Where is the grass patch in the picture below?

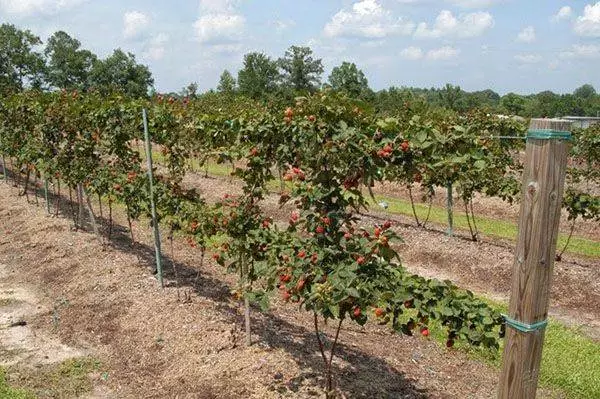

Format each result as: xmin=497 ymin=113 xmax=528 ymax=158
xmin=421 ymin=298 xmax=600 ymax=399
xmin=372 ymin=194 xmax=598 ymax=259
xmin=6 ymin=357 xmax=101 ymax=398
xmin=0 ymin=368 xmax=35 ymax=399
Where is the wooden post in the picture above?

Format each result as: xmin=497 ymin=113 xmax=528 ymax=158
xmin=142 ymin=108 xmax=164 ymax=288
xmin=498 ymin=119 xmax=572 ymax=399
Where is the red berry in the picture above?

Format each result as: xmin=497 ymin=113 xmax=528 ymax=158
xmin=401 ymin=140 xmax=410 ymax=152
xmin=281 ymin=291 xmax=291 ymax=302
xmin=374 ymin=227 xmax=382 ymax=238
xmin=374 ymin=308 xmax=385 ymax=317
xmin=262 ymin=219 xmax=270 ymax=228
xmin=311 ymin=253 xmax=318 ymax=264
xmin=356 ymin=256 xmax=366 ymax=265
xmin=321 ymin=217 xmax=331 ymax=226
xmin=280 ymin=274 xmax=292 ymax=283
xmin=383 ymin=220 xmax=392 ymax=229
xmin=383 ymin=144 xmax=393 ymax=153
xmin=353 ymin=307 xmax=362 ymax=318
xmin=308 ymin=115 xmax=316 ymax=122
xmin=212 ymin=253 xmax=220 ymax=261
xmin=316 ymin=226 xmax=325 ymax=234
xmin=284 ymin=107 xmax=293 ymax=118
xmin=421 ymin=328 xmax=430 ymax=337
xmin=249 ymin=147 xmax=259 ymax=157
xmin=298 ymin=250 xmax=306 ymax=259
xmin=344 ymin=232 xmax=352 ymax=239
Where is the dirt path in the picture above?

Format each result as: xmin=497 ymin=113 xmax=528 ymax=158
xmin=183 ymin=173 xmax=600 ymax=340
xmin=0 ymin=181 xmax=568 ymax=398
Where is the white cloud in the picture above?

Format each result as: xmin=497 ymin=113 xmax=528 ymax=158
xmin=0 ymin=0 xmax=86 ymax=16
xmin=574 ymin=2 xmax=600 ymax=37
xmin=194 ymin=0 xmax=245 ymax=44
xmin=324 ymin=0 xmax=414 ymax=39
xmin=123 ymin=11 xmax=150 ymax=39
xmin=199 ymin=0 xmax=239 ymax=13
xmin=194 ymin=14 xmax=245 ymax=43
xmin=446 ymin=0 xmax=502 ymax=7
xmin=514 ymin=54 xmax=543 ymax=64
xmin=551 ymin=6 xmax=572 ymax=22
xmin=560 ymin=44 xmax=600 ymax=59
xmin=400 ymin=46 xmax=424 ymax=60
xmin=143 ymin=33 xmax=169 ymax=61
xmin=426 ymin=46 xmax=460 ymax=60
xmin=516 ymin=26 xmax=535 ymax=43
xmin=414 ymin=10 xmax=494 ymax=39
xmin=274 ymin=19 xmax=296 ymax=32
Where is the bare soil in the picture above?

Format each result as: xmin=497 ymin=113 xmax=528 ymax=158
xmin=0 ymin=180 xmax=572 ymax=398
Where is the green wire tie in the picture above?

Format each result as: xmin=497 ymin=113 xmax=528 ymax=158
xmin=527 ymin=129 xmax=572 ymax=141
xmin=502 ymin=314 xmax=548 ymax=333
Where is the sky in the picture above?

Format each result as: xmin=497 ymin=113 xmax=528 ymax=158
xmin=1 ymin=0 xmax=599 ymax=95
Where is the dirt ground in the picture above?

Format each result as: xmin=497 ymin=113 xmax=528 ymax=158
xmin=0 ymin=177 xmax=582 ymax=398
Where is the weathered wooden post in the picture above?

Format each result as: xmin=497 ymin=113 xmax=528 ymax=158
xmin=498 ymin=119 xmax=572 ymax=398
xmin=142 ymin=108 xmax=164 ymax=288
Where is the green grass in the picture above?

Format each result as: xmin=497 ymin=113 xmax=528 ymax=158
xmin=1 ymin=357 xmax=101 ymax=399
xmin=421 ymin=298 xmax=600 ymax=399
xmin=0 ymin=368 xmax=35 ymax=399
xmin=370 ymin=193 xmax=599 ymax=259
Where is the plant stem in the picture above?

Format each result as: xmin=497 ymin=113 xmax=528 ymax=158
xmin=326 ymin=319 xmax=343 ymax=396
xmin=556 ymin=219 xmax=577 ymax=261
xmin=408 ymin=185 xmax=421 ymax=226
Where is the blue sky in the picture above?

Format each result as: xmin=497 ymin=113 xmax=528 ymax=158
xmin=1 ymin=0 xmax=599 ymax=95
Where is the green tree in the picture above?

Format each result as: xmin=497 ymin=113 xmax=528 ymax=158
xmin=0 ymin=24 xmax=46 ymax=92
xmin=438 ymin=83 xmax=465 ymax=112
xmin=500 ymin=93 xmax=527 ymax=115
xmin=180 ymin=82 xmax=199 ymax=99
xmin=278 ymin=46 xmax=323 ymax=92
xmin=237 ymin=52 xmax=279 ymax=99
xmin=89 ymin=49 xmax=153 ymax=97
xmin=328 ymin=61 xmax=370 ymax=98
xmin=573 ymin=84 xmax=596 ymax=100
xmin=217 ymin=69 xmax=236 ymax=94
xmin=44 ymin=31 xmax=97 ymax=90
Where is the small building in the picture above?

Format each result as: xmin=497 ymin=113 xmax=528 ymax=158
xmin=559 ymin=116 xmax=600 ymax=129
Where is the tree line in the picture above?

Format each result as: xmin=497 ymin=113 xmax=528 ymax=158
xmin=2 ymin=23 xmax=599 ymax=118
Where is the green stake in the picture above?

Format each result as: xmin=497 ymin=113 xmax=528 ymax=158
xmin=446 ymin=182 xmax=453 ymax=236
xmin=143 ymin=108 xmax=164 ymax=288
xmin=44 ymin=176 xmax=50 ymax=214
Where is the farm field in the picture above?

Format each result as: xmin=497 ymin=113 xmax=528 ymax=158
xmin=0 ymin=165 xmax=598 ymax=398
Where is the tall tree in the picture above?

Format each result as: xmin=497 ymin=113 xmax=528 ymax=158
xmin=278 ymin=46 xmax=323 ymax=92
xmin=217 ymin=70 xmax=236 ymax=94
xmin=0 ymin=24 xmax=46 ymax=92
xmin=573 ymin=84 xmax=596 ymax=100
xmin=438 ymin=83 xmax=464 ymax=112
xmin=328 ymin=61 xmax=370 ymax=98
xmin=89 ymin=49 xmax=153 ymax=97
xmin=44 ymin=31 xmax=97 ymax=90
xmin=237 ymin=52 xmax=279 ymax=99
xmin=500 ymin=93 xmax=526 ymax=115
xmin=181 ymin=82 xmax=199 ymax=99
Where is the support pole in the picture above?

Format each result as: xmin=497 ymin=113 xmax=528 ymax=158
xmin=142 ymin=108 xmax=164 ymax=288
xmin=1 ymin=155 xmax=6 ymax=182
xmin=498 ymin=119 xmax=572 ymax=399
xmin=445 ymin=182 xmax=453 ymax=236
xmin=44 ymin=176 xmax=50 ymax=214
